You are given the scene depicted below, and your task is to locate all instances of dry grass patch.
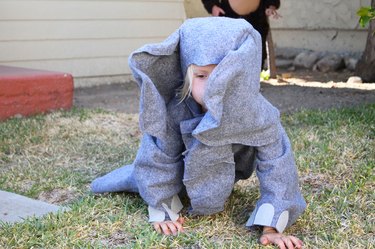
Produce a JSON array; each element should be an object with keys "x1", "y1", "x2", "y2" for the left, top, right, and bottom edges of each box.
[{"x1": 0, "y1": 109, "x2": 140, "y2": 199}]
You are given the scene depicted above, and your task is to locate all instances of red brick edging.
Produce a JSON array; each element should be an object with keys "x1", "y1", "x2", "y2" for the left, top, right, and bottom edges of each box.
[{"x1": 0, "y1": 65, "x2": 74, "y2": 121}]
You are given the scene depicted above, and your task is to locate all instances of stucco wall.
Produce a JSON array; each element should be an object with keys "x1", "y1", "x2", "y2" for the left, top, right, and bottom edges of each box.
[
  {"x1": 269, "y1": 0, "x2": 370, "y2": 52},
  {"x1": 0, "y1": 0, "x2": 186, "y2": 87},
  {"x1": 184, "y1": 0, "x2": 371, "y2": 52}
]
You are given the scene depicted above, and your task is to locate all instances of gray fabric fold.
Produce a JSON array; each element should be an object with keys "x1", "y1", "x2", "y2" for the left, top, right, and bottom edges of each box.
[{"x1": 91, "y1": 164, "x2": 138, "y2": 193}]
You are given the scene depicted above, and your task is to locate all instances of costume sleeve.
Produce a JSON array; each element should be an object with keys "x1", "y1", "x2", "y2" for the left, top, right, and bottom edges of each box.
[
  {"x1": 246, "y1": 126, "x2": 306, "y2": 233},
  {"x1": 134, "y1": 133, "x2": 184, "y2": 222},
  {"x1": 264, "y1": 0, "x2": 280, "y2": 9},
  {"x1": 183, "y1": 139, "x2": 236, "y2": 215},
  {"x1": 133, "y1": 103, "x2": 186, "y2": 222},
  {"x1": 201, "y1": 0, "x2": 220, "y2": 14}
]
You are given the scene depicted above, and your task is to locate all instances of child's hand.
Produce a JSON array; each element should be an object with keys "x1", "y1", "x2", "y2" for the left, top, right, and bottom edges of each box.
[
  {"x1": 153, "y1": 217, "x2": 185, "y2": 236},
  {"x1": 212, "y1": 5, "x2": 226, "y2": 16},
  {"x1": 260, "y1": 227, "x2": 303, "y2": 249},
  {"x1": 265, "y1": 6, "x2": 281, "y2": 19}
]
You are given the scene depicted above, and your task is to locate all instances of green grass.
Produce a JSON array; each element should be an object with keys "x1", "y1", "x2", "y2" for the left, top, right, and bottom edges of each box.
[{"x1": 0, "y1": 105, "x2": 374, "y2": 248}]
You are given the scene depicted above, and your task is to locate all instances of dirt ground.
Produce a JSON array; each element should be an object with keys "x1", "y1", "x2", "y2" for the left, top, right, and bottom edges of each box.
[{"x1": 74, "y1": 69, "x2": 375, "y2": 114}]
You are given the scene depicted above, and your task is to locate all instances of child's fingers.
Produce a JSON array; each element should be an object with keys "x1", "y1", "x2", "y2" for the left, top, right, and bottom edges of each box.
[
  {"x1": 158, "y1": 222, "x2": 172, "y2": 235},
  {"x1": 166, "y1": 222, "x2": 179, "y2": 236},
  {"x1": 153, "y1": 222, "x2": 162, "y2": 234},
  {"x1": 274, "y1": 237, "x2": 287, "y2": 249},
  {"x1": 259, "y1": 235, "x2": 270, "y2": 245},
  {"x1": 172, "y1": 220, "x2": 184, "y2": 233},
  {"x1": 260, "y1": 232, "x2": 303, "y2": 249},
  {"x1": 281, "y1": 236, "x2": 294, "y2": 249},
  {"x1": 154, "y1": 222, "x2": 169, "y2": 235},
  {"x1": 177, "y1": 217, "x2": 185, "y2": 225},
  {"x1": 153, "y1": 218, "x2": 185, "y2": 236},
  {"x1": 289, "y1": 236, "x2": 303, "y2": 248}
]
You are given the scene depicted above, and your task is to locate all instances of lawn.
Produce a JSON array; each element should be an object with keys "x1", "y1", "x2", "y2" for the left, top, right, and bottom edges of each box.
[{"x1": 0, "y1": 105, "x2": 374, "y2": 248}]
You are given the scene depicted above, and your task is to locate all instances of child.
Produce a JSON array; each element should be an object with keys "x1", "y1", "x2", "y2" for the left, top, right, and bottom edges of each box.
[
  {"x1": 91, "y1": 17, "x2": 306, "y2": 248},
  {"x1": 201, "y1": 0, "x2": 281, "y2": 69}
]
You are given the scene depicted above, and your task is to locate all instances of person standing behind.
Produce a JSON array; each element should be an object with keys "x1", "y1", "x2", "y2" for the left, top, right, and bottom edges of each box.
[{"x1": 201, "y1": 0, "x2": 280, "y2": 69}]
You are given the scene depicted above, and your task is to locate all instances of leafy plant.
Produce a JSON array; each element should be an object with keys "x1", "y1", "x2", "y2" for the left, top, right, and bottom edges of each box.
[
  {"x1": 260, "y1": 69, "x2": 270, "y2": 81},
  {"x1": 357, "y1": 6, "x2": 375, "y2": 28}
]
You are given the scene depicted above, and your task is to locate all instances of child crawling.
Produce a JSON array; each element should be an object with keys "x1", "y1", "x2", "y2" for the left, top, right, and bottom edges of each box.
[{"x1": 92, "y1": 17, "x2": 306, "y2": 248}]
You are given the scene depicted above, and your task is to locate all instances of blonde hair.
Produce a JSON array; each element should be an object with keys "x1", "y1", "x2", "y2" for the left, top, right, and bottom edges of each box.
[{"x1": 177, "y1": 65, "x2": 194, "y2": 103}]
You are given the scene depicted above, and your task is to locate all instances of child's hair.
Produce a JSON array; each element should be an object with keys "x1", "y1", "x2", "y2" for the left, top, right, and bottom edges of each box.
[{"x1": 177, "y1": 65, "x2": 194, "y2": 103}]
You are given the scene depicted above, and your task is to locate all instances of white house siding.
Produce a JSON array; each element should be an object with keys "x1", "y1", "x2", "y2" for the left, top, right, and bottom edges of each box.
[
  {"x1": 0, "y1": 0, "x2": 186, "y2": 87},
  {"x1": 184, "y1": 0, "x2": 371, "y2": 53}
]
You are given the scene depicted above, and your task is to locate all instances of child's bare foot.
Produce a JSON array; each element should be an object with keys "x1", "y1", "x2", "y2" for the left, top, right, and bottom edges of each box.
[
  {"x1": 260, "y1": 227, "x2": 303, "y2": 249},
  {"x1": 153, "y1": 217, "x2": 185, "y2": 236}
]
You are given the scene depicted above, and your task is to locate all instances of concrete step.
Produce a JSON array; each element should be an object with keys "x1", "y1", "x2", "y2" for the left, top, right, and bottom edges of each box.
[{"x1": 0, "y1": 190, "x2": 69, "y2": 224}]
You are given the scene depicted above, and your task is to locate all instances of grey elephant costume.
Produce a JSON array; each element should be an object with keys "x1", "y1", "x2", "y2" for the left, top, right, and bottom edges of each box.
[{"x1": 91, "y1": 17, "x2": 306, "y2": 233}]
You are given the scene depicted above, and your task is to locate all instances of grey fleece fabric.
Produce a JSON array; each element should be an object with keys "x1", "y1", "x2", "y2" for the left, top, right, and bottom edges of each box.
[{"x1": 91, "y1": 17, "x2": 306, "y2": 232}]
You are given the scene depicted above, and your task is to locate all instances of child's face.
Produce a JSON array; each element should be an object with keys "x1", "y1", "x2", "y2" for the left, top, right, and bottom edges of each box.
[{"x1": 191, "y1": 64, "x2": 216, "y2": 111}]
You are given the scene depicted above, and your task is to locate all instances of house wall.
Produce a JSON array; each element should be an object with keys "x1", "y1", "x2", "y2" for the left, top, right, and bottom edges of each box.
[
  {"x1": 0, "y1": 0, "x2": 186, "y2": 87},
  {"x1": 184, "y1": 0, "x2": 371, "y2": 52},
  {"x1": 1, "y1": 0, "x2": 370, "y2": 88}
]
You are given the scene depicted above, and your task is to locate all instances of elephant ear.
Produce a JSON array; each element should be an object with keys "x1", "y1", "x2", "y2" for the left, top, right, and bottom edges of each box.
[
  {"x1": 191, "y1": 19, "x2": 281, "y2": 147},
  {"x1": 128, "y1": 30, "x2": 183, "y2": 139}
]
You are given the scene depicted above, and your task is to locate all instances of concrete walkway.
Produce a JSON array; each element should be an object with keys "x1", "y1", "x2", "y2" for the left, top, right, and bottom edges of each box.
[{"x1": 0, "y1": 190, "x2": 68, "y2": 224}]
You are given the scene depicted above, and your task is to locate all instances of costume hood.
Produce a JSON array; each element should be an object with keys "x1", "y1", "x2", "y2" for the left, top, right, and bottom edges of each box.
[{"x1": 129, "y1": 17, "x2": 280, "y2": 146}]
